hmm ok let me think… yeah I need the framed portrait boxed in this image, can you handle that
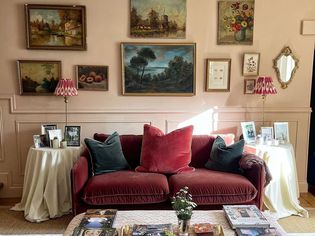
[33,135,45,148]
[274,122,290,144]
[41,124,57,146]
[130,0,186,38]
[17,60,61,96]
[261,127,274,142]
[243,53,260,76]
[217,1,255,45]
[241,121,256,144]
[25,4,86,50]
[65,126,81,146]
[76,65,109,91]
[205,59,231,92]
[244,79,256,94]
[121,42,196,96]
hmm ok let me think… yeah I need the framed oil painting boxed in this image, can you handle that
[217,1,255,45]
[130,0,186,38]
[244,78,256,94]
[76,65,109,91]
[241,121,256,144]
[121,42,196,96]
[65,126,81,146]
[17,60,61,95]
[205,59,231,92]
[24,4,86,50]
[243,53,260,76]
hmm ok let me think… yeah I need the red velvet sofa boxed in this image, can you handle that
[71,134,266,215]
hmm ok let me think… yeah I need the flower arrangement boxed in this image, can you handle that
[223,1,254,33]
[171,186,197,220]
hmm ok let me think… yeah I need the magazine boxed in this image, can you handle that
[72,227,117,236]
[235,227,284,236]
[132,223,173,236]
[223,205,270,229]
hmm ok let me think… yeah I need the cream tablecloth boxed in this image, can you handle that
[246,144,308,219]
[12,146,82,222]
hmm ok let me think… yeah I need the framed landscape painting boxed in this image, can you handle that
[24,4,86,50]
[76,65,109,91]
[217,1,255,45]
[121,42,196,96]
[17,60,61,95]
[130,0,186,38]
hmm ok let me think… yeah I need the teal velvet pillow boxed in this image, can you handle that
[84,132,130,175]
[205,136,245,174]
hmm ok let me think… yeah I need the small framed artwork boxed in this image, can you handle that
[33,135,45,148]
[17,60,61,96]
[217,0,255,45]
[24,4,87,50]
[261,127,274,142]
[274,122,290,144]
[41,124,57,146]
[205,59,231,92]
[65,126,81,146]
[121,42,196,96]
[243,53,260,76]
[244,79,256,94]
[48,129,62,146]
[76,65,109,91]
[241,121,256,144]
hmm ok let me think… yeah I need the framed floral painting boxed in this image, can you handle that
[244,78,256,94]
[217,1,255,45]
[243,53,260,76]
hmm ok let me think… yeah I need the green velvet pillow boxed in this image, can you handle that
[84,132,130,175]
[205,136,245,174]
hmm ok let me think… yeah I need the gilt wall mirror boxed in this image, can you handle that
[273,46,299,89]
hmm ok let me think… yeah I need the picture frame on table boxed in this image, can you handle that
[65,126,81,146]
[24,4,87,50]
[17,60,61,96]
[241,121,256,144]
[76,65,109,91]
[33,135,45,148]
[242,53,260,76]
[41,124,57,146]
[205,58,231,92]
[261,127,274,142]
[274,122,290,144]
[244,79,256,94]
[121,42,196,96]
[48,129,63,146]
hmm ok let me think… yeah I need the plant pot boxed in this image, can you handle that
[178,218,190,236]
[234,29,246,41]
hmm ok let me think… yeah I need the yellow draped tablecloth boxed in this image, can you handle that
[11,146,82,222]
[245,144,308,219]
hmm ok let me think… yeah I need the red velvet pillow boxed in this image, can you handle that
[136,125,194,174]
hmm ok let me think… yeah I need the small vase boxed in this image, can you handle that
[178,219,190,236]
[234,29,246,41]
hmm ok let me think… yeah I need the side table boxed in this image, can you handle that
[245,143,308,218]
[12,146,82,222]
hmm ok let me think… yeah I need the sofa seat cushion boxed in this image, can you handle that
[168,168,257,205]
[82,170,169,205]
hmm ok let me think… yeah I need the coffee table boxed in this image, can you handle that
[63,210,287,236]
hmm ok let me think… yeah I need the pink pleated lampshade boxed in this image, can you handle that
[254,76,277,95]
[54,79,78,97]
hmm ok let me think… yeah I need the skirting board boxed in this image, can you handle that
[302,20,315,35]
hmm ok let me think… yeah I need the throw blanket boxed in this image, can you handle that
[240,154,272,187]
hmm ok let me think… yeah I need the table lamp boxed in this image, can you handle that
[253,76,277,126]
[54,79,78,127]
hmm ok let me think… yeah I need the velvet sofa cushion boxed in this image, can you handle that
[84,132,130,175]
[169,168,257,205]
[136,125,194,174]
[205,136,245,174]
[82,170,169,205]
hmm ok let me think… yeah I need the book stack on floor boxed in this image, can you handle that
[71,209,117,236]
[223,205,283,236]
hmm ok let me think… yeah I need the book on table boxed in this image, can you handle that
[235,227,284,236]
[132,223,173,236]
[223,205,270,229]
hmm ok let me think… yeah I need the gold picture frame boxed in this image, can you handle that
[205,58,231,92]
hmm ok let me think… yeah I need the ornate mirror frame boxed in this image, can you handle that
[273,46,299,89]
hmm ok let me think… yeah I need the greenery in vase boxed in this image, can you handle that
[171,186,197,220]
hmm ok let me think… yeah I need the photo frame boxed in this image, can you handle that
[25,4,87,50]
[65,126,81,146]
[217,1,255,45]
[130,0,186,38]
[17,60,61,96]
[41,124,57,146]
[76,65,109,91]
[205,59,231,92]
[244,79,256,94]
[261,127,274,142]
[121,42,196,96]
[48,129,62,146]
[243,53,260,76]
[33,135,45,148]
[241,121,256,144]
[274,122,290,144]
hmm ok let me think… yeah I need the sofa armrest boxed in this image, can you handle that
[71,150,90,215]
